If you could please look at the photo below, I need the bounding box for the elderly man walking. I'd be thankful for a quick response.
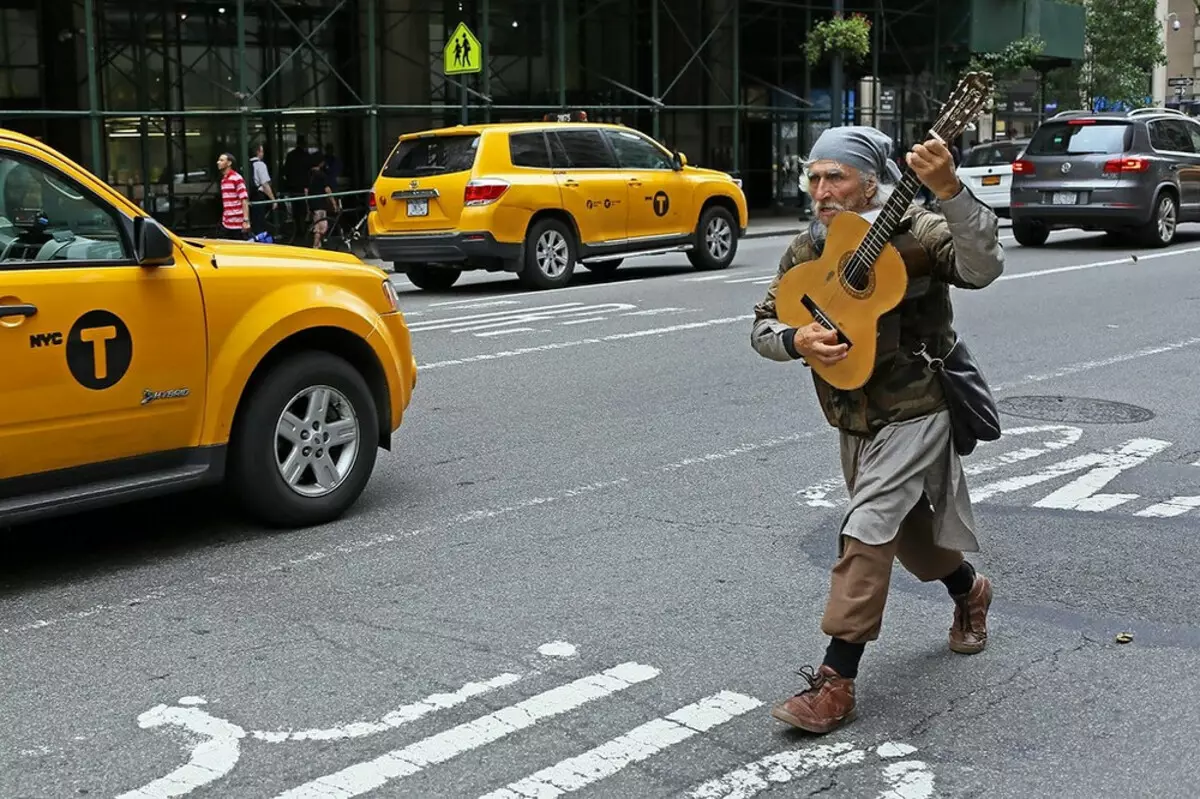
[751,126,1005,734]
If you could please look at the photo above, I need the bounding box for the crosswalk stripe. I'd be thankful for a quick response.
[478,691,762,799]
[1133,496,1200,518]
[687,742,866,798]
[274,662,660,799]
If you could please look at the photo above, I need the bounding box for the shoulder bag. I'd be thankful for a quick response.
[914,334,1001,456]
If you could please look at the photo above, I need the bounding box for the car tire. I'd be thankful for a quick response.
[519,217,577,289]
[1012,219,1050,247]
[404,265,461,291]
[687,205,738,270]
[1137,192,1177,248]
[228,351,380,529]
[583,259,623,276]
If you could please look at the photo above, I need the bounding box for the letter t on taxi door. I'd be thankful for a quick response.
[81,326,118,380]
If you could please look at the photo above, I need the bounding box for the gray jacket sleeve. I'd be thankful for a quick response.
[912,185,1006,289]
[750,235,807,363]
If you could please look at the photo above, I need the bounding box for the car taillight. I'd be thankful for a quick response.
[464,179,510,206]
[368,191,376,209]
[1067,119,1096,125]
[1103,157,1150,173]
[1011,159,1034,174]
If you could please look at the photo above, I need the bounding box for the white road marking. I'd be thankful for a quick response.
[973,438,1169,504]
[274,662,661,799]
[560,316,608,325]
[1133,496,1200,518]
[878,760,936,799]
[1031,438,1170,511]
[537,641,579,658]
[476,327,537,337]
[991,336,1200,392]
[723,275,778,284]
[478,691,762,799]
[419,315,754,370]
[1192,457,1200,467]
[252,673,525,743]
[996,244,1200,283]
[687,742,867,798]
[684,273,748,282]
[419,279,647,306]
[427,296,524,308]
[620,307,690,316]
[796,425,1083,509]
[116,703,246,799]
[876,742,918,759]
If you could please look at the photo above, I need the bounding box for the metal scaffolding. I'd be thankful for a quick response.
[0,0,1053,232]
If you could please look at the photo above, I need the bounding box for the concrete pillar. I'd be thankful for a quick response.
[1153,0,1170,104]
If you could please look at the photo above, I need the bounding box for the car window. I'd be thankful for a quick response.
[1186,121,1200,153]
[509,132,551,168]
[1148,119,1196,153]
[961,143,1021,167]
[1026,122,1132,155]
[0,154,129,268]
[603,130,673,170]
[381,134,480,177]
[548,129,619,169]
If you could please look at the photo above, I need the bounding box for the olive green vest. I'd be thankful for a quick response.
[809,221,956,436]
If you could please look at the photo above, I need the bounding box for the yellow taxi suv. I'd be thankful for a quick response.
[367,114,750,291]
[0,130,417,529]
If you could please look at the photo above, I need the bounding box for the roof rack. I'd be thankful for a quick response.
[1128,107,1188,117]
[1048,110,1094,120]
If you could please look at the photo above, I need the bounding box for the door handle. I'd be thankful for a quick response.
[0,304,36,319]
[564,179,580,187]
[628,179,643,187]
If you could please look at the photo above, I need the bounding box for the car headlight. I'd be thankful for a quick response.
[382,278,400,313]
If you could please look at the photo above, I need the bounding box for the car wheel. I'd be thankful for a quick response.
[1012,219,1050,247]
[404,265,461,291]
[519,217,576,289]
[583,259,623,276]
[228,351,379,528]
[686,205,738,270]
[1137,192,1177,248]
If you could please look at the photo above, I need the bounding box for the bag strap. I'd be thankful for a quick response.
[913,333,960,373]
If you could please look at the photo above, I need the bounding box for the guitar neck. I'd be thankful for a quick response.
[855,168,923,266]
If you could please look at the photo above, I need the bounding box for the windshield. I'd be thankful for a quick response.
[1027,122,1132,155]
[961,142,1025,167]
[381,134,480,178]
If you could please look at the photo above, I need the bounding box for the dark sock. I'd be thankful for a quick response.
[941,561,976,597]
[821,637,865,679]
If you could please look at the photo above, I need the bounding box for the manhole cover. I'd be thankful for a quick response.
[997,395,1155,424]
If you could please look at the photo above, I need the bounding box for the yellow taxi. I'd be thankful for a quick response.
[367,113,750,290]
[0,130,417,529]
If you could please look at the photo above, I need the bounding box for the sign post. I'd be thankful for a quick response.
[443,22,482,125]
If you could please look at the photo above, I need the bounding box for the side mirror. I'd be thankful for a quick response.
[134,216,175,266]
[673,151,688,170]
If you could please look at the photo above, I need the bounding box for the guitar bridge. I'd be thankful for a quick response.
[801,294,853,348]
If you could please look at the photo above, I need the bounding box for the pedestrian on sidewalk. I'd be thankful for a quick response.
[215,152,251,240]
[749,126,1005,734]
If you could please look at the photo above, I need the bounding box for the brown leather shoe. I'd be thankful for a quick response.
[770,665,856,734]
[949,573,993,654]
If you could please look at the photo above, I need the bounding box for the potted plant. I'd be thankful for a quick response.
[804,12,872,66]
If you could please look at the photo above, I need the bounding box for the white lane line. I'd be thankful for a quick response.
[424,279,648,307]
[687,742,866,799]
[424,299,522,310]
[3,433,810,636]
[973,438,1170,504]
[560,316,608,326]
[991,336,1200,392]
[997,244,1200,283]
[878,760,937,799]
[116,703,246,799]
[684,273,746,282]
[479,691,762,799]
[723,275,778,284]
[620,307,689,316]
[419,315,754,370]
[407,303,584,330]
[274,662,661,799]
[252,673,525,743]
[1133,496,1200,518]
[475,327,536,338]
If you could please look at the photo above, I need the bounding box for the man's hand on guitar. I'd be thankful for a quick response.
[906,139,962,201]
[795,322,849,366]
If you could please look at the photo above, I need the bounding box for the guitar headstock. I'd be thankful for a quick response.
[930,71,995,143]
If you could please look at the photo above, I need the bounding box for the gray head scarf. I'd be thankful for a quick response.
[807,125,904,184]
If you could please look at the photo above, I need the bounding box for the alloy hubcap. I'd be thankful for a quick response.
[275,385,360,498]
[705,217,732,260]
[535,230,570,277]
[1158,198,1176,242]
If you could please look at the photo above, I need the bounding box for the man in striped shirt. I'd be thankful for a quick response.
[216,152,251,239]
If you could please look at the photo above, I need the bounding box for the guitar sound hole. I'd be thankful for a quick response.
[840,253,870,292]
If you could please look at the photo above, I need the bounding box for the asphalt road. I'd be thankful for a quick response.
[4,221,1200,799]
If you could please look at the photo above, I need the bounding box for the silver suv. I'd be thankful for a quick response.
[1010,108,1200,248]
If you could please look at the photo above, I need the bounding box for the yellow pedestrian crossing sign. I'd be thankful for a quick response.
[444,22,482,75]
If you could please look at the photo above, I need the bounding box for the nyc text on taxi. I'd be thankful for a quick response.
[368,115,750,290]
[0,131,417,529]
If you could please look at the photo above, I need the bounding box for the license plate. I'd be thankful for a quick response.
[982,175,1001,186]
[1052,191,1077,205]
[407,199,429,217]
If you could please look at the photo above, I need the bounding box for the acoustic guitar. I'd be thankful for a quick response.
[774,71,995,391]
